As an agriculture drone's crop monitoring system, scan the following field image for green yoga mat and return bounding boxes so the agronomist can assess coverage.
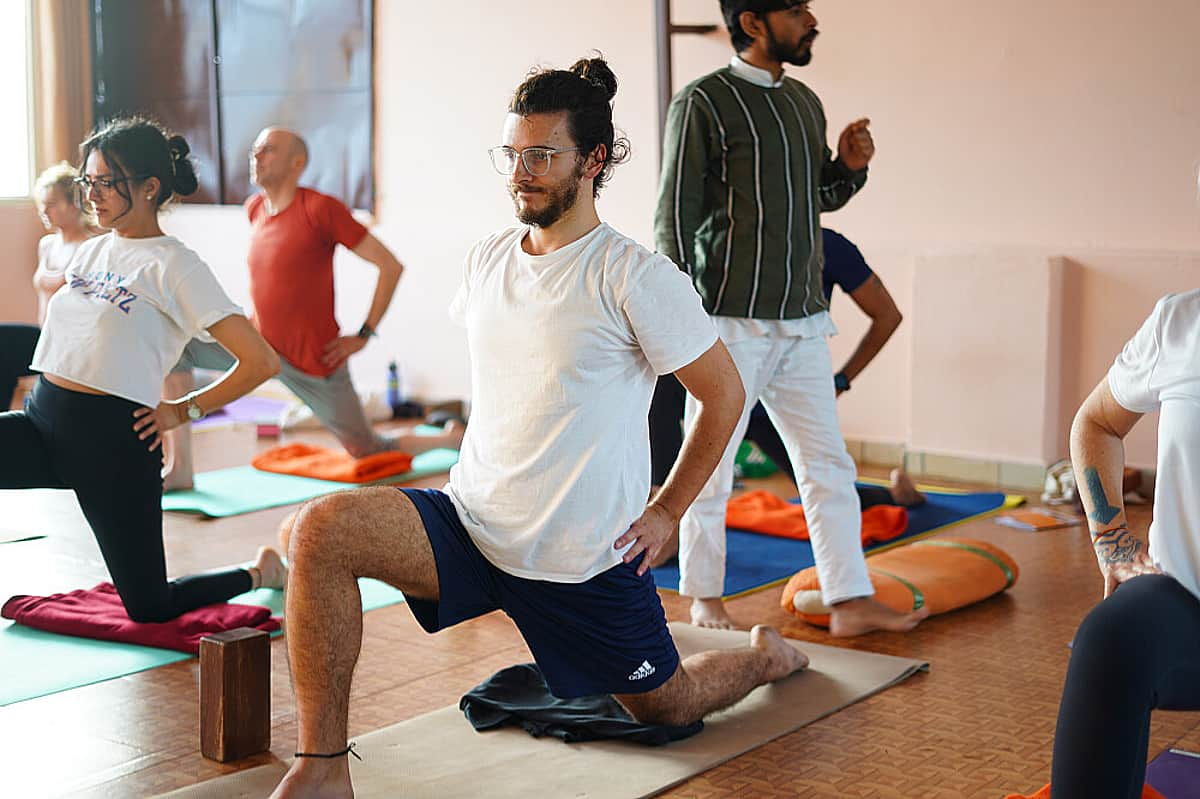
[0,577,405,707]
[162,448,460,517]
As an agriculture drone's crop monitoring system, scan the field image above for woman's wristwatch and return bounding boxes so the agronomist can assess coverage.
[184,394,205,421]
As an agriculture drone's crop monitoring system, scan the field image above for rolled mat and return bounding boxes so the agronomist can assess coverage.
[782,537,1019,626]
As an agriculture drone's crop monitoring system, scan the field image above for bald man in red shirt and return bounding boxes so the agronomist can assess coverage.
[163,128,462,489]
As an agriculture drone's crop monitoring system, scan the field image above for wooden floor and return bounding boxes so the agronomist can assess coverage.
[3,421,1197,799]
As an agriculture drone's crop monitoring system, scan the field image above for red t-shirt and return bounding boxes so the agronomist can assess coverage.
[246,188,368,377]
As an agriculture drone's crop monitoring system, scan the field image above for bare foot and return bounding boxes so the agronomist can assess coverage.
[750,624,809,681]
[269,759,353,799]
[443,419,466,448]
[828,596,930,637]
[254,546,288,590]
[889,468,925,507]
[690,597,740,630]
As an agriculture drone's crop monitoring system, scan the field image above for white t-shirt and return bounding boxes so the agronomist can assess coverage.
[34,233,86,325]
[445,223,718,582]
[31,233,243,407]
[1108,289,1200,600]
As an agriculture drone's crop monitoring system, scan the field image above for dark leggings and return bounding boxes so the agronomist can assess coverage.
[648,374,894,509]
[1051,574,1200,798]
[0,324,40,409]
[0,377,250,622]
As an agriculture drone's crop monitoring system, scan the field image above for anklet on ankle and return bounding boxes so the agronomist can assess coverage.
[294,743,361,760]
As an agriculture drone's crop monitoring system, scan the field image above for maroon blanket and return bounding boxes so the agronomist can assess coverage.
[1,583,279,654]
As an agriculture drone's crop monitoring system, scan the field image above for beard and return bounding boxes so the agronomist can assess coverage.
[766,23,817,67]
[509,160,585,228]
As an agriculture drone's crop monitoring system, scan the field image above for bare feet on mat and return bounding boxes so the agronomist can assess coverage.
[828,596,929,637]
[253,546,288,590]
[269,760,352,799]
[751,624,809,680]
[690,597,740,630]
[888,468,925,507]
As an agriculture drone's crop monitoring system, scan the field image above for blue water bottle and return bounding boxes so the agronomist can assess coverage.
[386,360,402,418]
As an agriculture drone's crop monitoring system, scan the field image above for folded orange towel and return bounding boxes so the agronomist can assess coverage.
[781,536,1019,627]
[251,443,413,483]
[1004,783,1164,799]
[726,489,908,545]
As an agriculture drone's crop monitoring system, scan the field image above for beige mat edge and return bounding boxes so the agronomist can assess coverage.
[158,623,929,799]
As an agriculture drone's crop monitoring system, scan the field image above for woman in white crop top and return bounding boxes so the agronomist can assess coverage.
[0,117,286,623]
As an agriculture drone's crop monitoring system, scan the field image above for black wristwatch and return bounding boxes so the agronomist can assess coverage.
[834,372,851,393]
[356,322,376,340]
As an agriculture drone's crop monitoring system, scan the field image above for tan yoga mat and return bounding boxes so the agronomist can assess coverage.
[159,623,928,799]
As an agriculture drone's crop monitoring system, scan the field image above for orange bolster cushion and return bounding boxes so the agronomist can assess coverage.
[780,537,1020,627]
[251,443,413,484]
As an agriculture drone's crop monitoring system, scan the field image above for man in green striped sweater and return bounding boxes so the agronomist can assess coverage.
[654,0,928,635]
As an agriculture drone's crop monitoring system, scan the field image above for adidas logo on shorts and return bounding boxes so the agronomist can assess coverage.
[627,660,656,681]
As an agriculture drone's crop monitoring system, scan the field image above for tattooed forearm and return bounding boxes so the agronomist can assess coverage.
[1091,525,1140,564]
[1084,466,1121,525]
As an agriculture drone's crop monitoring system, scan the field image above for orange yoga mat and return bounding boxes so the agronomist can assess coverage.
[251,443,413,484]
[726,489,908,546]
[782,536,1019,627]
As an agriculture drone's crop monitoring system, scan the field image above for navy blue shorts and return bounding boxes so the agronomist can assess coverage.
[397,487,680,699]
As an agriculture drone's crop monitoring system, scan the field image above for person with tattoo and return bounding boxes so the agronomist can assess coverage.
[1047,290,1200,798]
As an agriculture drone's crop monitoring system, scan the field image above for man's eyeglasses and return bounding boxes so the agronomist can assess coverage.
[73,174,147,194]
[488,146,581,177]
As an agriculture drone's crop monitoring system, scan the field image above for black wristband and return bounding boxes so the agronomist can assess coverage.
[356,322,375,340]
[834,372,851,393]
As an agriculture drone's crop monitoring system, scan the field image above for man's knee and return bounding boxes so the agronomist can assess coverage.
[287,492,361,565]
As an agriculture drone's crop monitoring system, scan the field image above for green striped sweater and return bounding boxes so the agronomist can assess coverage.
[654,66,867,319]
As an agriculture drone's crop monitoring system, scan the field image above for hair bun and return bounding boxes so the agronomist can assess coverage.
[569,56,618,102]
[167,135,190,162]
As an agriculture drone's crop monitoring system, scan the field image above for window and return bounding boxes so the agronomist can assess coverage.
[91,0,373,209]
[0,0,32,198]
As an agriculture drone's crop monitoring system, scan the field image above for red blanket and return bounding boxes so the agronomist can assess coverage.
[726,489,909,545]
[1,583,279,654]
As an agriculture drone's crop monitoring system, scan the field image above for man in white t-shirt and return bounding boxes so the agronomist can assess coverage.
[268,58,809,798]
[1047,290,1200,796]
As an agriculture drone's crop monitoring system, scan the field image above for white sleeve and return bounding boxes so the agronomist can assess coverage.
[448,239,483,328]
[1107,296,1167,413]
[165,260,244,338]
[624,256,717,375]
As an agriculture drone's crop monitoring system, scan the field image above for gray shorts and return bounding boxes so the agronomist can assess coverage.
[174,339,391,458]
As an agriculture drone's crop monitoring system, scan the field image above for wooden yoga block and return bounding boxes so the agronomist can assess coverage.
[200,627,271,762]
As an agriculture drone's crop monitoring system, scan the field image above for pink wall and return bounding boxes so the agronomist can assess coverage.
[673,0,1200,468]
[0,203,46,324]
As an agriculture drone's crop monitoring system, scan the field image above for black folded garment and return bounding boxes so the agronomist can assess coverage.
[460,663,703,746]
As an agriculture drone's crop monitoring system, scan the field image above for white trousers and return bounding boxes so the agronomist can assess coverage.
[679,333,874,605]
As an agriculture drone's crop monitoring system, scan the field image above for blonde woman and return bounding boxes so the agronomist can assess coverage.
[0,164,101,408]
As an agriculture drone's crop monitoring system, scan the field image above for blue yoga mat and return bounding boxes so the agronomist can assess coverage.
[651,486,1018,597]
[0,577,405,707]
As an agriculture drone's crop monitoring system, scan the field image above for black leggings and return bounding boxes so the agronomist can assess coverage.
[647,374,894,509]
[0,377,250,622]
[1051,574,1200,798]
[0,324,40,409]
